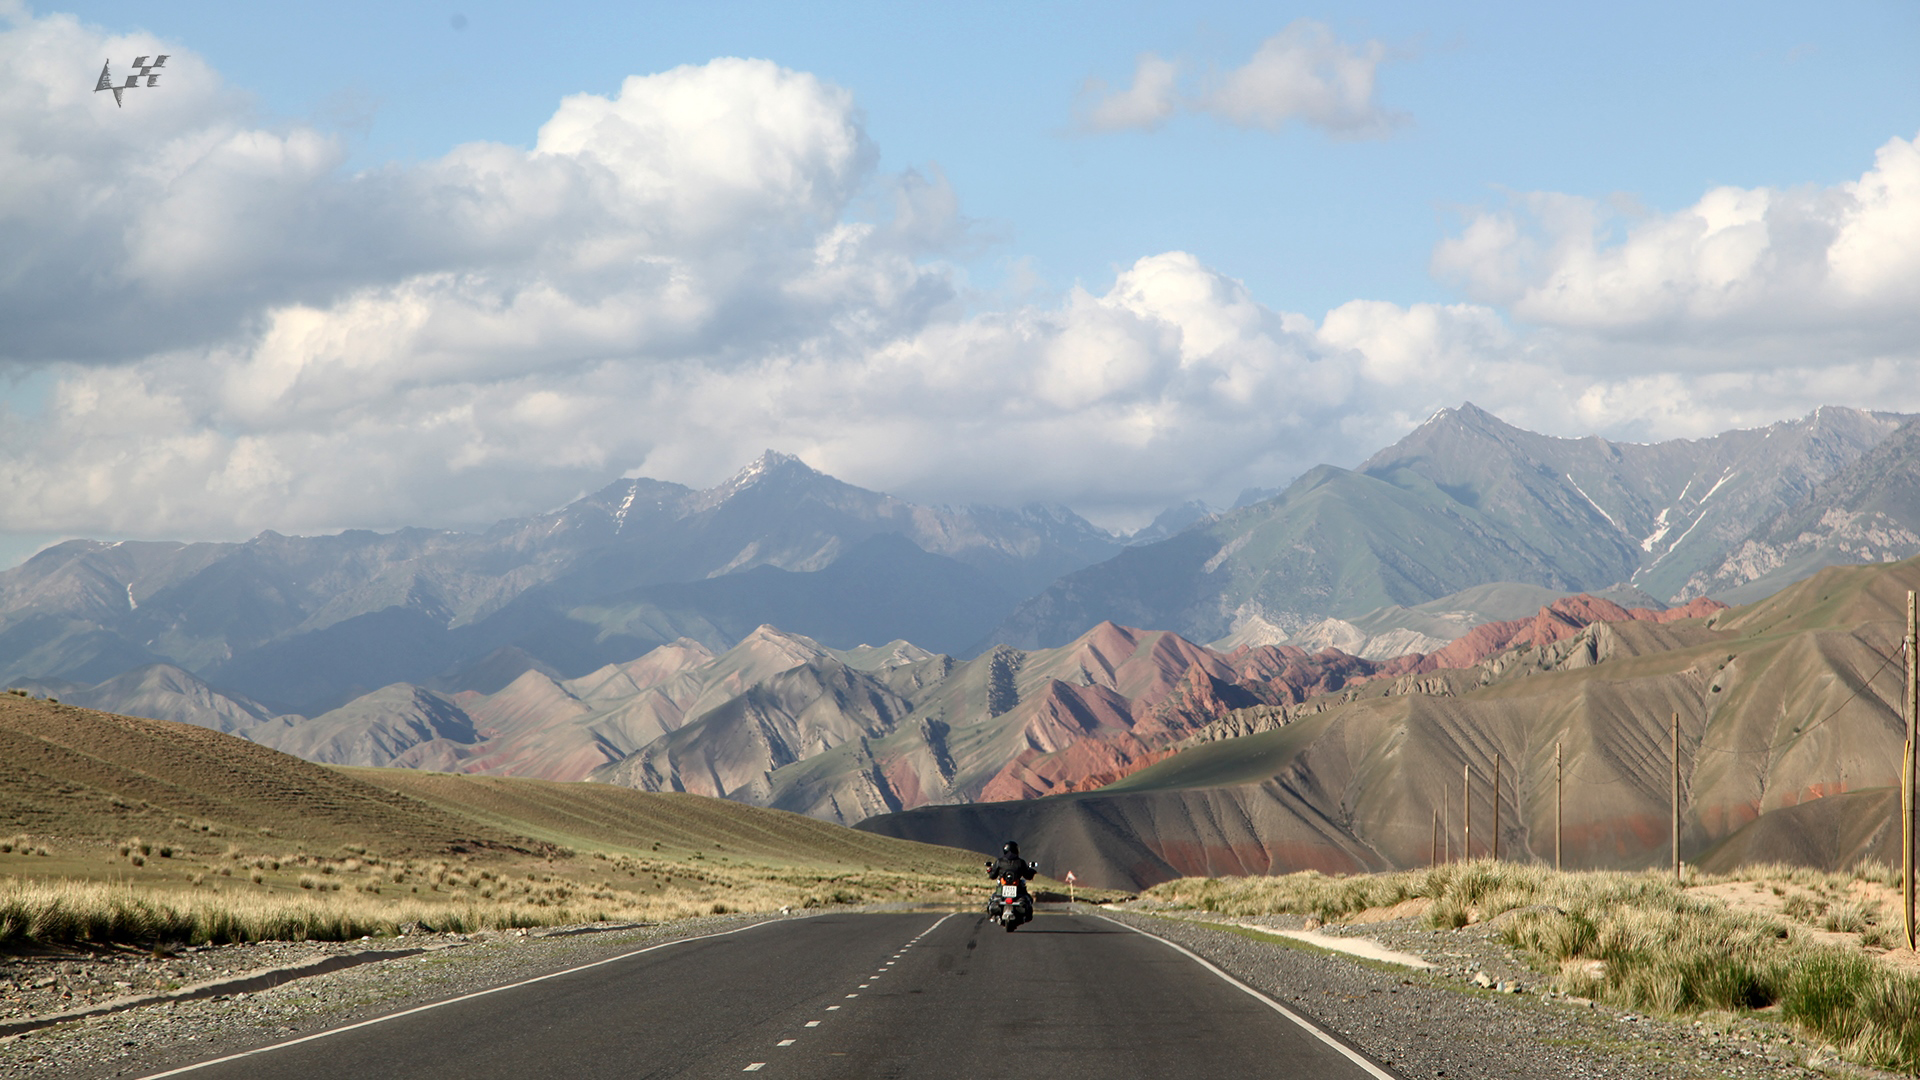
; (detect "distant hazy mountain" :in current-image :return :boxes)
[13,662,290,737]
[1124,501,1215,546]
[1683,416,1920,604]
[986,404,1905,649]
[16,403,1920,812]
[0,452,1121,713]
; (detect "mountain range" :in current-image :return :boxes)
[1685,417,1920,603]
[988,404,1909,648]
[862,555,1920,889]
[0,452,1122,713]
[21,589,1722,829]
[12,402,1920,876]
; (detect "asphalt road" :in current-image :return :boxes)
[140,910,1394,1080]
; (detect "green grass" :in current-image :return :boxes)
[1148,860,1920,1075]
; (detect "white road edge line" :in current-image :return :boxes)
[1097,915,1398,1080]
[131,917,813,1080]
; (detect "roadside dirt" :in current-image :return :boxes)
[1120,899,1903,1080]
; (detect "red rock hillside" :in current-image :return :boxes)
[1034,595,1728,795]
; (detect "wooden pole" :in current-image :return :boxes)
[1463,764,1472,861]
[1906,590,1916,949]
[1671,711,1682,884]
[1432,809,1440,866]
[1443,786,1451,863]
[1555,740,1563,872]
[1492,752,1502,861]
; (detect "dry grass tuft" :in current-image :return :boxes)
[1148,861,1920,1073]
[0,879,711,947]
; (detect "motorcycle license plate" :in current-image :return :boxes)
[1001,885,1019,897]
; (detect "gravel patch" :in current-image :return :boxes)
[0,914,793,1079]
[1101,905,1900,1080]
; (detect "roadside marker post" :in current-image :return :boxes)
[1672,712,1682,885]
[1906,591,1916,950]
[1462,764,1471,860]
[1492,752,1502,862]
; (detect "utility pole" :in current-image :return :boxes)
[1463,764,1472,862]
[1443,787,1451,863]
[1492,752,1502,862]
[1906,590,1916,949]
[1671,711,1682,885]
[1555,740,1563,872]
[1432,809,1440,866]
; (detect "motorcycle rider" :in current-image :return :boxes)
[985,841,1037,923]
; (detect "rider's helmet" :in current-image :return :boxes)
[1002,841,1019,857]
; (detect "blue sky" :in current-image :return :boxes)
[52,1,1912,315]
[0,1,1916,563]
[57,1,1918,313]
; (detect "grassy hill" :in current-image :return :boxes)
[0,696,992,947]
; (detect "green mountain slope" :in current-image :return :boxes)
[988,403,1905,650]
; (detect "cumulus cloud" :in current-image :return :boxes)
[0,11,891,365]
[1075,21,1401,137]
[1412,134,1920,439]
[1432,133,1920,356]
[1,8,1917,543]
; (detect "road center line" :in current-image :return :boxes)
[130,917,814,1080]
[1097,915,1396,1080]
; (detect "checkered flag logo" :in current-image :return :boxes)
[94,55,169,107]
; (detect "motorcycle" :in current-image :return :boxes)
[985,862,1035,932]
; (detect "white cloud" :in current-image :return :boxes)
[1432,132,1920,357]
[1,8,1917,544]
[1201,21,1400,137]
[1075,54,1180,133]
[1075,21,1401,138]
[1412,132,1920,446]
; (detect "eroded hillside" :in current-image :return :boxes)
[862,557,1920,890]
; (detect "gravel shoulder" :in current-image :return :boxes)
[0,913,795,1080]
[1101,904,1900,1080]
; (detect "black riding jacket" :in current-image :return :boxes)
[988,855,1035,889]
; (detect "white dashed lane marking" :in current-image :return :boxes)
[744,912,952,1075]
